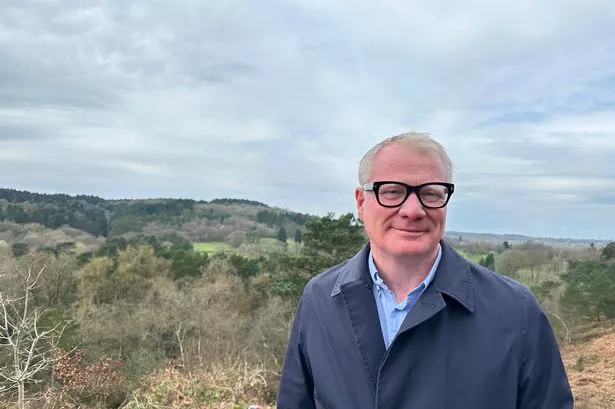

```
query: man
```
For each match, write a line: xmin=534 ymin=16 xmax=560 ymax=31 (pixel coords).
xmin=277 ymin=132 xmax=573 ymax=409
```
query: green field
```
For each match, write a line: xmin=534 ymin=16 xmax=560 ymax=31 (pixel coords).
xmin=259 ymin=237 xmax=300 ymax=250
xmin=193 ymin=239 xmax=301 ymax=255
xmin=193 ymin=242 xmax=233 ymax=253
xmin=457 ymin=250 xmax=486 ymax=263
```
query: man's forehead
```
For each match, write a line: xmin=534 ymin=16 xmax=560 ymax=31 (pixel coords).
xmin=368 ymin=146 xmax=445 ymax=180
xmin=373 ymin=144 xmax=441 ymax=165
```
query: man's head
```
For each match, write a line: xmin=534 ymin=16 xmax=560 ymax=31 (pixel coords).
xmin=355 ymin=132 xmax=455 ymax=260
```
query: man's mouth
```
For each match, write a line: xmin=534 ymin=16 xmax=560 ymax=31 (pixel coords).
xmin=393 ymin=227 xmax=426 ymax=234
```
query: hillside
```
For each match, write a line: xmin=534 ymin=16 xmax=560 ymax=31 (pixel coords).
xmin=563 ymin=328 xmax=615 ymax=408
xmin=0 ymin=188 xmax=311 ymax=250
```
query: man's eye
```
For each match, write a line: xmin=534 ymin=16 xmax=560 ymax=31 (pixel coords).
xmin=381 ymin=188 xmax=403 ymax=195
xmin=424 ymin=191 xmax=443 ymax=198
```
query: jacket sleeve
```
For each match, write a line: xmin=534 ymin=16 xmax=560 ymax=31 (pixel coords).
xmin=517 ymin=289 xmax=574 ymax=409
xmin=277 ymin=288 xmax=316 ymax=409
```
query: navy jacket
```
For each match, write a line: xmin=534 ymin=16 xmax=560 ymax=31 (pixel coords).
xmin=277 ymin=241 xmax=573 ymax=409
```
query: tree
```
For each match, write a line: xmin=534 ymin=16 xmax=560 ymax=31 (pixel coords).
xmin=479 ymin=252 xmax=495 ymax=271
xmin=11 ymin=243 xmax=29 ymax=258
xmin=226 ymin=231 xmax=246 ymax=248
xmin=494 ymin=249 xmax=527 ymax=279
xmin=531 ymin=279 xmax=559 ymax=303
xmin=153 ymin=272 xmax=251 ymax=369
xmin=277 ymin=227 xmax=287 ymax=243
xmin=270 ymin=213 xmax=366 ymax=302
xmin=163 ymin=246 xmax=208 ymax=280
xmin=602 ymin=241 xmax=615 ymax=261
xmin=464 ymin=240 xmax=496 ymax=255
xmin=302 ymin=213 xmax=365 ymax=261
xmin=294 ymin=229 xmax=302 ymax=244
xmin=105 ymin=246 xmax=171 ymax=302
xmin=75 ymin=247 xmax=172 ymax=362
xmin=229 ymin=254 xmax=260 ymax=280
xmin=20 ymin=252 xmax=77 ymax=309
xmin=561 ymin=260 xmax=615 ymax=321
xmin=0 ymin=266 xmax=66 ymax=408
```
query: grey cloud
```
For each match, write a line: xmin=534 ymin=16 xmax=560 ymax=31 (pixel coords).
xmin=590 ymin=192 xmax=615 ymax=206
xmin=491 ymin=138 xmax=615 ymax=179
xmin=2 ymin=0 xmax=615 ymax=239
xmin=0 ymin=124 xmax=54 ymax=141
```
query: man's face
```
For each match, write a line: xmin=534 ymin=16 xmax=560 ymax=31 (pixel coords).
xmin=355 ymin=143 xmax=449 ymax=259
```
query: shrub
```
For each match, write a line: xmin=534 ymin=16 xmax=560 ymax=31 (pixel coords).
xmin=53 ymin=350 xmax=128 ymax=407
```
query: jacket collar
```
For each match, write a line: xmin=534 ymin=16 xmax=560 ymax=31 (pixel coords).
xmin=331 ymin=243 xmax=373 ymax=296
xmin=331 ymin=239 xmax=475 ymax=313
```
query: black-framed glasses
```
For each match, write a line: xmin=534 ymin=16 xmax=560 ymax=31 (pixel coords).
xmin=362 ymin=181 xmax=455 ymax=209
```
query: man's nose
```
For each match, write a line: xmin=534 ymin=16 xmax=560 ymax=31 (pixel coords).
xmin=398 ymin=192 xmax=427 ymax=218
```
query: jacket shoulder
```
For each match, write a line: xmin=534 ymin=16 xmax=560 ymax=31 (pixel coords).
xmin=303 ymin=258 xmax=351 ymax=297
xmin=466 ymin=257 xmax=539 ymax=311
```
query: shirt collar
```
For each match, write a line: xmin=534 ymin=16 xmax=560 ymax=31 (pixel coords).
xmin=368 ymin=243 xmax=441 ymax=293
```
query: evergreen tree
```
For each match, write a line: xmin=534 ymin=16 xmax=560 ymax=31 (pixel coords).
xmin=270 ymin=213 xmax=366 ymax=302
xmin=561 ymin=260 xmax=615 ymax=320
xmin=277 ymin=227 xmax=287 ymax=243
xmin=479 ymin=252 xmax=495 ymax=270
xmin=11 ymin=242 xmax=30 ymax=257
xmin=602 ymin=241 xmax=615 ymax=261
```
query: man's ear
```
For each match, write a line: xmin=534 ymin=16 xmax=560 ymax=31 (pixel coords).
xmin=355 ymin=187 xmax=364 ymax=222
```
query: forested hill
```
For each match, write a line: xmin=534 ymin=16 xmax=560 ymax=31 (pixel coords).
xmin=0 ymin=187 xmax=311 ymax=242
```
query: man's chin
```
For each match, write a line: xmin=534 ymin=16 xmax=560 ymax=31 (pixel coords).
xmin=387 ymin=242 xmax=432 ymax=257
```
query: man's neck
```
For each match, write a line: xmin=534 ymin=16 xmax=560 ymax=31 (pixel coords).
xmin=371 ymin=244 xmax=440 ymax=303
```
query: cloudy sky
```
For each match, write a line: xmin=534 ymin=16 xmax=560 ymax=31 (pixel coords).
xmin=2 ymin=0 xmax=615 ymax=240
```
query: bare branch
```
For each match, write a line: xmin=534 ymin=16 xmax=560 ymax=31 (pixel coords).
xmin=0 ymin=263 xmax=64 ymax=408
xmin=545 ymin=309 xmax=572 ymax=344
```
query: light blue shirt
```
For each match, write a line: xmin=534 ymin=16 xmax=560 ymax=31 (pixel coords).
xmin=369 ymin=244 xmax=441 ymax=349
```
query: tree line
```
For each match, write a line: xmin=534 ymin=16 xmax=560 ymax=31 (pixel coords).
xmin=0 ymin=188 xmax=310 ymax=243
xmin=257 ymin=210 xmax=311 ymax=227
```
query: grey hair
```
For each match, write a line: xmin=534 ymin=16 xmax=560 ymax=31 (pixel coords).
xmin=358 ymin=131 xmax=454 ymax=185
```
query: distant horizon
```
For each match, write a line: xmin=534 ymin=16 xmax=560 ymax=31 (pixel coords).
xmin=2 ymin=185 xmax=612 ymax=243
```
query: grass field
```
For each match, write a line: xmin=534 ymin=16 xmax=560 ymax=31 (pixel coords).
xmin=457 ymin=249 xmax=485 ymax=263
xmin=259 ymin=237 xmax=301 ymax=250
xmin=193 ymin=242 xmax=233 ymax=253
xmin=193 ymin=239 xmax=301 ymax=255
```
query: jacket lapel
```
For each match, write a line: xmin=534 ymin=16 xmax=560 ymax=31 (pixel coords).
xmin=396 ymin=288 xmax=446 ymax=336
xmin=332 ymin=244 xmax=385 ymax=396
xmin=340 ymin=280 xmax=385 ymax=395
xmin=397 ymin=240 xmax=475 ymax=336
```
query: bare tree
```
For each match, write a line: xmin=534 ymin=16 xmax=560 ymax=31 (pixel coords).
xmin=545 ymin=310 xmax=574 ymax=344
xmin=0 ymin=266 xmax=65 ymax=409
